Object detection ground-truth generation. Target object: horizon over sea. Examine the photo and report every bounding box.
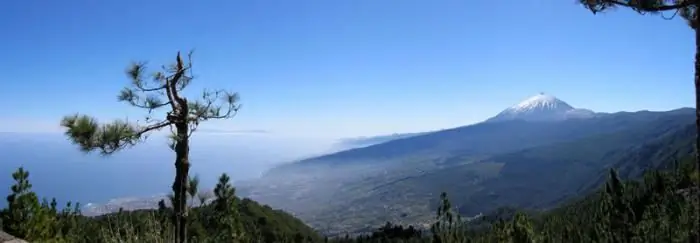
[0,132,340,210]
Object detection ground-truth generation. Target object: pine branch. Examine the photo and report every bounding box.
[582,0,696,14]
[126,62,168,92]
[614,0,693,11]
[189,90,241,121]
[60,114,172,155]
[186,90,241,137]
[118,88,172,111]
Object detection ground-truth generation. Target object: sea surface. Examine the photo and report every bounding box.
[0,132,335,209]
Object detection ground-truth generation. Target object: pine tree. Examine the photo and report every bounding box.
[430,192,469,243]
[212,173,245,242]
[1,167,53,240]
[578,3,700,239]
[59,51,241,243]
[187,175,200,207]
[509,212,537,243]
[603,168,637,242]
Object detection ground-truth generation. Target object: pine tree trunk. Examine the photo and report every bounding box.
[173,122,191,243]
[695,12,700,243]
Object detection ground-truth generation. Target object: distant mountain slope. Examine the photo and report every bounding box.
[578,122,695,193]
[334,132,429,149]
[285,110,694,234]
[267,108,692,175]
[455,115,695,215]
[245,107,695,235]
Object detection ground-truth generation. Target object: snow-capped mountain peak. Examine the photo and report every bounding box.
[509,93,573,113]
[487,93,596,122]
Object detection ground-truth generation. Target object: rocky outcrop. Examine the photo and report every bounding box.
[0,231,27,243]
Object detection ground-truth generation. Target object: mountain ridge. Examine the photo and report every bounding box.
[247,107,695,235]
[333,132,430,150]
[265,107,693,175]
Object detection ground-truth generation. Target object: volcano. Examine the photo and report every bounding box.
[487,93,596,122]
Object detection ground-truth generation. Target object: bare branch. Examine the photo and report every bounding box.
[177,50,196,92]
[167,52,188,107]
[61,114,172,155]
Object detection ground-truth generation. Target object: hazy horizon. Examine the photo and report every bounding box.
[0,132,342,208]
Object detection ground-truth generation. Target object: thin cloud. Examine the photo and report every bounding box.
[0,119,63,133]
[196,128,271,134]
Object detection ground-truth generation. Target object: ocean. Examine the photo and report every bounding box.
[0,132,335,209]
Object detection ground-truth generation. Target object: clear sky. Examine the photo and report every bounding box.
[1,0,695,138]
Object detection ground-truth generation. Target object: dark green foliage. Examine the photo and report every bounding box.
[430,192,469,243]
[328,156,699,243]
[1,153,699,242]
[1,168,321,243]
[209,173,245,241]
[0,168,86,242]
[577,3,700,242]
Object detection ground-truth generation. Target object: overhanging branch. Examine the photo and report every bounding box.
[610,0,696,12]
[61,114,173,155]
[604,0,694,12]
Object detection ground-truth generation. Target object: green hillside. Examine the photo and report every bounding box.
[0,169,323,243]
[333,156,699,242]
[3,154,698,242]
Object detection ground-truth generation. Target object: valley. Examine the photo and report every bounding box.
[239,94,697,235]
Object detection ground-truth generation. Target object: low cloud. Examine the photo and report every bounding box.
[196,128,271,134]
[0,119,63,133]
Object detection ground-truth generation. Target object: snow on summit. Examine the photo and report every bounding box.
[510,93,573,113]
[487,93,595,123]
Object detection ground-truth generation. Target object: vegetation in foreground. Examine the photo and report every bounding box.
[0,155,697,242]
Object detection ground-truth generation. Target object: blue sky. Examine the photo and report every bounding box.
[1,0,695,138]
